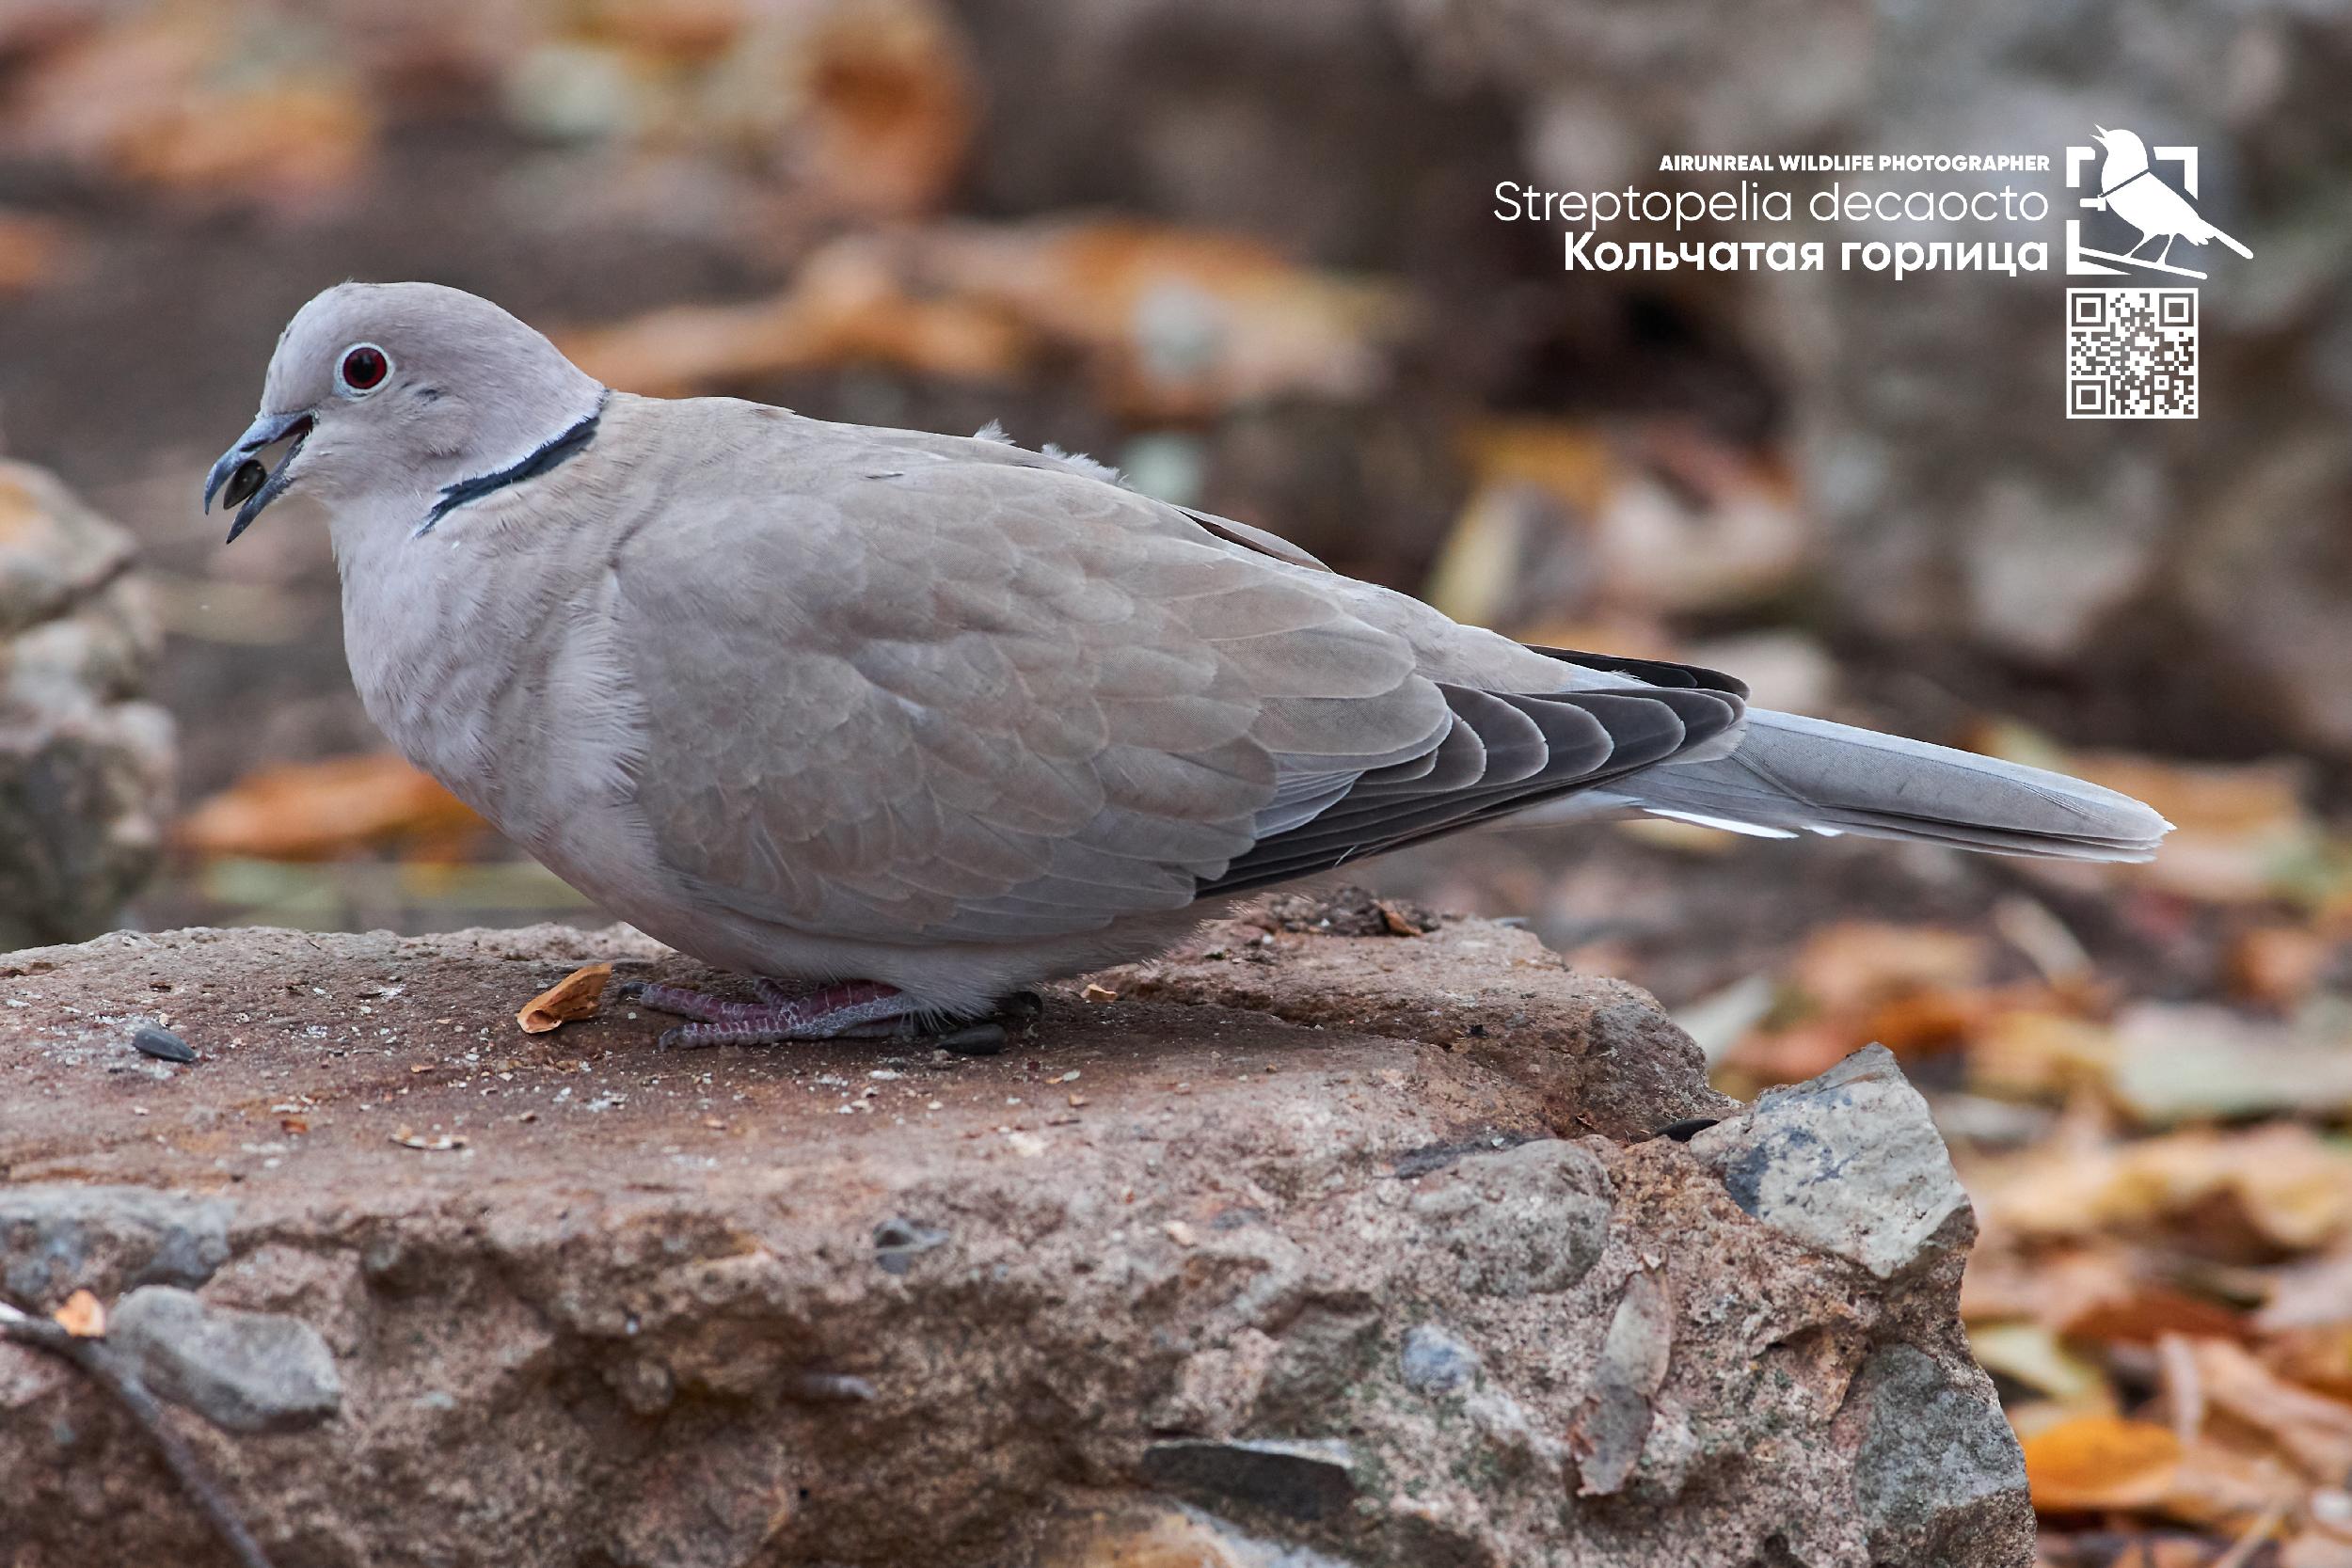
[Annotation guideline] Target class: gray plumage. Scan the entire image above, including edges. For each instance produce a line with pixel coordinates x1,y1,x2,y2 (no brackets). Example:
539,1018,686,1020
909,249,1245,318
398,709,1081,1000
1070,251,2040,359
205,282,2169,1022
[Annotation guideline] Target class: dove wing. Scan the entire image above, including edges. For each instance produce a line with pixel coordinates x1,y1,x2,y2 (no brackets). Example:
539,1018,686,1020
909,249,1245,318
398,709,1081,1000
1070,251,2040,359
608,415,1741,943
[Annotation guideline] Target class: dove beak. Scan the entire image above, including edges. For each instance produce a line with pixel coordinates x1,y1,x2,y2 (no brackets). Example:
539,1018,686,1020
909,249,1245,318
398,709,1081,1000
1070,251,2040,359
2092,126,2109,147
203,409,315,545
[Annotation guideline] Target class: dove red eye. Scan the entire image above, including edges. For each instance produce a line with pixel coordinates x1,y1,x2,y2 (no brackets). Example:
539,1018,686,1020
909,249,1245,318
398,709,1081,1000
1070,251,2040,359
339,344,389,393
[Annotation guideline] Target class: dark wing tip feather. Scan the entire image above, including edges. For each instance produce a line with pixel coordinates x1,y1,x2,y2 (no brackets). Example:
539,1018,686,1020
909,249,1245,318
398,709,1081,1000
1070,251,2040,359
1525,645,1751,702
1198,671,1748,898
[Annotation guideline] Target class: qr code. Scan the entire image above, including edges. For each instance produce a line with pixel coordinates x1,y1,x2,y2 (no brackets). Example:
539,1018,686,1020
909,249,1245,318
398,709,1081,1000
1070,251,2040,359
2066,288,2197,419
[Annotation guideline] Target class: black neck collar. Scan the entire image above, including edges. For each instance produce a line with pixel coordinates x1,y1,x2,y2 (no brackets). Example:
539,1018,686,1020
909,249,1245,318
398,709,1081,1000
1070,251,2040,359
419,393,606,533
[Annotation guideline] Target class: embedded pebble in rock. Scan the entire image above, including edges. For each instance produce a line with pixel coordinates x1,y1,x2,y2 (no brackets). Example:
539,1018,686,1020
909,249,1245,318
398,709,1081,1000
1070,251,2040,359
1140,1437,1359,1524
1688,1044,1972,1280
107,1285,342,1433
1568,1270,1674,1497
1854,1345,2039,1564
0,903,2031,1566
1397,1323,1482,1395
1407,1135,1613,1297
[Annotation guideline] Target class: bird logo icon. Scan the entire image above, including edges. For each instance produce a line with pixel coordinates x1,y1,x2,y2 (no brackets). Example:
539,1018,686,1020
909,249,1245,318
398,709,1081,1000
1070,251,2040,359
2069,127,2252,279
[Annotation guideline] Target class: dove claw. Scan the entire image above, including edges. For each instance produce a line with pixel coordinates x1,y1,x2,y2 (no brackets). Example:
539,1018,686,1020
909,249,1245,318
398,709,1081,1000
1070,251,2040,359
625,978,914,1046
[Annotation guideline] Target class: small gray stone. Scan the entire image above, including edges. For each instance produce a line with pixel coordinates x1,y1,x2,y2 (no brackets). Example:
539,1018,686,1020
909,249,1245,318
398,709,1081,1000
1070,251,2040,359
1398,1323,1481,1395
1139,1436,1357,1523
130,1023,194,1064
1689,1045,1970,1280
108,1286,341,1434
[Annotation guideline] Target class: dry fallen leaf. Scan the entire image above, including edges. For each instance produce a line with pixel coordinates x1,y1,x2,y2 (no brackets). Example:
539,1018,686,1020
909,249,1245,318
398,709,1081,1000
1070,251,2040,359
2023,1415,2184,1511
1971,1124,2352,1255
2228,926,2335,1009
566,217,1406,419
2283,1532,2352,1568
1428,419,1807,630
1789,922,1991,1015
561,234,1025,395
2158,1433,2310,1529
1959,1243,2141,1330
2107,1004,2352,1125
1969,1321,2108,1407
793,0,976,218
518,963,612,1035
1723,920,2035,1084
2063,1287,2249,1349
1969,1008,2119,1101
2262,1252,2352,1333
501,0,974,219
51,1289,104,1338
930,219,1410,419
8,6,374,208
0,210,70,293
2184,1338,2352,1481
176,752,484,862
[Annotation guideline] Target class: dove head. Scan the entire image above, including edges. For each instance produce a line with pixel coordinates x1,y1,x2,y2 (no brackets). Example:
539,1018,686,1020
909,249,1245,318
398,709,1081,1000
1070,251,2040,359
204,281,606,544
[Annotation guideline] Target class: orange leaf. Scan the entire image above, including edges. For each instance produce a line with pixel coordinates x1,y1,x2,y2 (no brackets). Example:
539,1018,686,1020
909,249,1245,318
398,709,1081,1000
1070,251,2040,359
2227,926,2334,1009
1969,1008,2118,1100
176,753,483,862
560,236,1026,395
1790,921,1990,1015
2187,1338,2352,1481
2023,1415,2183,1512
0,211,69,293
2064,1287,2249,1347
51,1289,104,1338
519,964,612,1035
2280,1529,2352,1567
797,0,977,219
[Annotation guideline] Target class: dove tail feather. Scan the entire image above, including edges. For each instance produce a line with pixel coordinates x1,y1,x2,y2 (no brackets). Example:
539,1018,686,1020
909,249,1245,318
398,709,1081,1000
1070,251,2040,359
1627,709,2170,863
2216,229,2253,259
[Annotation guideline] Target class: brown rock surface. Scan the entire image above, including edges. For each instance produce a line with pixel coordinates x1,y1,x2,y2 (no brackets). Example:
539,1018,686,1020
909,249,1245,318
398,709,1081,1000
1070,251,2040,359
0,898,2030,1567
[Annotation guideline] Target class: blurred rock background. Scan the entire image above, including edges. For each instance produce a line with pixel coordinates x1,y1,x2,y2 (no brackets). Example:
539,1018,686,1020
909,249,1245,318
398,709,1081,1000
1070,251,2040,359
3,1,2352,1559
0,460,173,947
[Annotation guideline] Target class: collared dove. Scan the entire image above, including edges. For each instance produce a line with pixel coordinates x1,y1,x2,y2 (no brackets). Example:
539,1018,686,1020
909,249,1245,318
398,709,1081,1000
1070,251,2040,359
204,282,2168,1046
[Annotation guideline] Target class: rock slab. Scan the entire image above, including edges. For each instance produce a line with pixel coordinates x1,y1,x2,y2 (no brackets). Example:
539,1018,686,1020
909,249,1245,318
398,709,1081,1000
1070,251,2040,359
0,901,2031,1566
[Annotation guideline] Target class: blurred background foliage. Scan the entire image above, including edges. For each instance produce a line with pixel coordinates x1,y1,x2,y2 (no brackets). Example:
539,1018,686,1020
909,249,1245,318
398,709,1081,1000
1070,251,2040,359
3,1,2352,1560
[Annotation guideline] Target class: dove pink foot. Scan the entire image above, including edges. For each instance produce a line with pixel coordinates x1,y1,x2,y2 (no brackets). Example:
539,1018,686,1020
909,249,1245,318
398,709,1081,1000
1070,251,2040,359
618,977,1031,1053
619,977,914,1047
